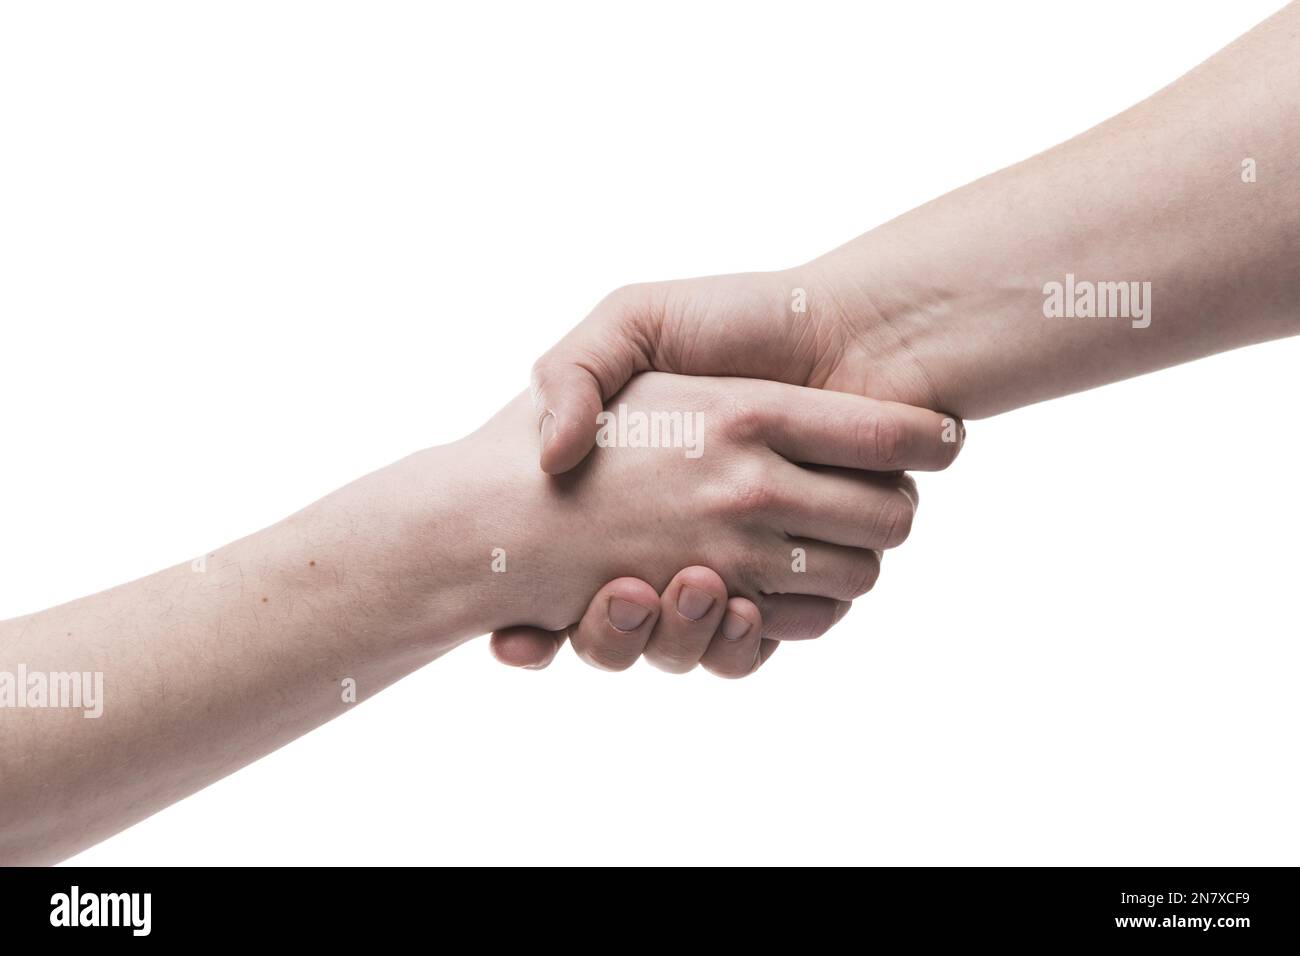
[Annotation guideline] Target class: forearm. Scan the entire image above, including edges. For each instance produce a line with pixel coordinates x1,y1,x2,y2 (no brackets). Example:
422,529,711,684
819,2,1300,419
0,374,952,862
0,444,491,865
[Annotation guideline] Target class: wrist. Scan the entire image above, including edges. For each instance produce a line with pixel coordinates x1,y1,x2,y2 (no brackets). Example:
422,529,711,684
441,395,609,634
377,400,599,641
793,251,955,413
274,440,516,656
805,212,1044,420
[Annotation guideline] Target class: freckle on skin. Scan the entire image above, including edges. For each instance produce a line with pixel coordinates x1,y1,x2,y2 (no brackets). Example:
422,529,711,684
261,597,268,603
309,560,316,567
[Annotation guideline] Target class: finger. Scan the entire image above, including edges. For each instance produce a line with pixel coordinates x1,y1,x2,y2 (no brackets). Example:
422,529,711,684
490,626,569,670
531,288,655,475
570,577,661,672
643,566,729,674
700,597,763,679
777,465,918,550
766,539,883,601
531,362,607,476
747,381,964,472
757,593,853,641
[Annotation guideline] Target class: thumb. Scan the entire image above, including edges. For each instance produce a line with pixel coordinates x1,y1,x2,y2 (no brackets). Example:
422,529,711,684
531,285,657,474
530,360,608,475
490,625,570,670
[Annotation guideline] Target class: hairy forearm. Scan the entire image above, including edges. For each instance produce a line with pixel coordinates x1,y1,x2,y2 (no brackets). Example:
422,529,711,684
0,444,491,865
820,2,1300,419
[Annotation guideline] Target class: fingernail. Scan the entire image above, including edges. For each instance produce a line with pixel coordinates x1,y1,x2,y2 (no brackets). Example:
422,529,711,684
539,412,556,449
608,598,651,632
677,586,715,621
721,612,751,641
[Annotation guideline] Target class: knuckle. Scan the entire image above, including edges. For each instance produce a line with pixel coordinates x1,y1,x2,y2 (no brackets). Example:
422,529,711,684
598,282,643,313
895,473,920,509
714,459,781,518
835,553,881,599
858,409,905,468
528,355,557,397
577,638,637,673
800,601,842,640
761,599,839,641
701,659,755,680
644,649,698,675
873,491,916,548
728,478,777,517
720,392,767,444
596,282,658,333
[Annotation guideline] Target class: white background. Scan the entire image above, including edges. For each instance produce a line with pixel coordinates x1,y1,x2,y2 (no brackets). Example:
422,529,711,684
2,1,1296,865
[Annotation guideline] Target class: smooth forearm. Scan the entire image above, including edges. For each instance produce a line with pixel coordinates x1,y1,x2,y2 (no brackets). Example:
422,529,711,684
817,2,1300,419
0,374,949,862
0,443,495,865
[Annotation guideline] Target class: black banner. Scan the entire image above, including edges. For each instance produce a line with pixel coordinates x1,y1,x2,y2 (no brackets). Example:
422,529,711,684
0,866,1293,944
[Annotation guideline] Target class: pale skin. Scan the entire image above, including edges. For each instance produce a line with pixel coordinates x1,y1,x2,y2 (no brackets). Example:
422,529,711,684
4,4,1299,866
495,1,1300,670
0,376,955,864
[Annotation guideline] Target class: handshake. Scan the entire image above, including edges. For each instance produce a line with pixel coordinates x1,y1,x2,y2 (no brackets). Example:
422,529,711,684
475,267,964,678
10,3,1299,861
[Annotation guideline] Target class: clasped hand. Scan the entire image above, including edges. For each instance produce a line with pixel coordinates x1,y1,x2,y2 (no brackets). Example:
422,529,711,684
477,361,960,676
